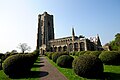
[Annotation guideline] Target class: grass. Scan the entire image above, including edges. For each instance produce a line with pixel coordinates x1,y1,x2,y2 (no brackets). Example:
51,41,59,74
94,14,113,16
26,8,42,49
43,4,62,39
46,57,88,80
104,65,120,80
0,70,11,80
46,56,120,80
0,56,41,80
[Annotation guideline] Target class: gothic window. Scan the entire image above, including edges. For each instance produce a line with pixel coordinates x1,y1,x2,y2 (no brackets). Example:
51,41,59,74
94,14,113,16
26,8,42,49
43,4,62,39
74,43,78,51
58,46,62,52
80,42,85,51
63,46,67,51
69,43,73,52
54,47,57,52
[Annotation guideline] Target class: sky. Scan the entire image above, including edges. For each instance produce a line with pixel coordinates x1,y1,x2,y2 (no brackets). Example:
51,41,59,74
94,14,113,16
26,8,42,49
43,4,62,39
0,0,120,53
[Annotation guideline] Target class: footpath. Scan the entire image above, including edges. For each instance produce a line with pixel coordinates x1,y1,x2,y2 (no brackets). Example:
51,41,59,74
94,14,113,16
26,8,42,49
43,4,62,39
40,56,68,80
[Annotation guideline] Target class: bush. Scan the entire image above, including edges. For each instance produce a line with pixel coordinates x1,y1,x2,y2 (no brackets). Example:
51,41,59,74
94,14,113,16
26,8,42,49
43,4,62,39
31,49,39,61
2,54,34,78
2,52,18,62
84,51,92,55
2,53,11,61
72,55,103,78
10,52,18,56
56,55,74,68
79,51,87,56
45,52,49,56
0,53,4,59
52,52,62,63
75,52,80,56
99,51,120,65
71,52,76,56
90,51,101,57
60,51,69,55
48,52,54,59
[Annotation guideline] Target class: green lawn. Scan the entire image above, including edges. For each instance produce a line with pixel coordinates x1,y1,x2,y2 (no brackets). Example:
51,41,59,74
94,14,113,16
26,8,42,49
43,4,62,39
104,65,120,80
0,57,41,80
0,70,11,80
46,57,120,80
46,57,88,80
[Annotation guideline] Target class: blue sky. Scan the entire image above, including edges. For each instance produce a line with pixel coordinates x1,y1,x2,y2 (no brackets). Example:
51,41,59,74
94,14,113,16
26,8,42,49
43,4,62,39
0,0,120,53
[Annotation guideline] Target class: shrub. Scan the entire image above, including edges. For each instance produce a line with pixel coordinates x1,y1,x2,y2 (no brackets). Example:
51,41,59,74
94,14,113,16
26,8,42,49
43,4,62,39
72,52,76,56
118,51,120,54
75,52,80,56
2,52,19,62
79,51,87,56
70,52,72,55
26,53,38,66
84,51,92,55
72,55,103,78
2,54,34,78
90,51,101,57
45,52,49,56
56,55,74,68
52,52,62,63
48,52,54,59
2,53,11,61
70,51,76,56
31,49,39,61
0,53,4,59
99,51,120,65
60,51,69,55
10,52,18,56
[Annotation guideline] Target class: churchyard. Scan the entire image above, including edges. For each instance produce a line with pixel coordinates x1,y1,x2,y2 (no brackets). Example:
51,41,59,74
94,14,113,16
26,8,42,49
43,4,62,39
0,51,120,80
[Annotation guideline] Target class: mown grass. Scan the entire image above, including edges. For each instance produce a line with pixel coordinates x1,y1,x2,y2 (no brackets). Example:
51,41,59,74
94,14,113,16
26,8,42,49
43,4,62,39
46,56,120,80
46,57,88,80
104,65,120,80
0,56,41,80
0,70,11,80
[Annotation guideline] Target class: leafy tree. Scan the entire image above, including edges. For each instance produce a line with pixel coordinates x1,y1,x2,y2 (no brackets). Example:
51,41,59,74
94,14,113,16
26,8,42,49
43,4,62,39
17,43,31,53
115,33,120,46
110,33,120,51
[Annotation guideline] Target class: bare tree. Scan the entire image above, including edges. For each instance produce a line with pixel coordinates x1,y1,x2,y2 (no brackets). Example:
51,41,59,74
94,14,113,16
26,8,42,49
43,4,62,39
17,43,31,53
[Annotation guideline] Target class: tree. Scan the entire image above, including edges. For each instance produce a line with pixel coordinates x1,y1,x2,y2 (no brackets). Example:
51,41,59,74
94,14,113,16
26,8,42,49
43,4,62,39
17,43,31,53
115,33,120,46
109,33,120,51
11,50,18,53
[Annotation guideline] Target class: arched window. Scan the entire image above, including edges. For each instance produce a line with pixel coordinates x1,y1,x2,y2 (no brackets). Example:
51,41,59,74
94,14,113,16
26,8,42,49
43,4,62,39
74,43,78,51
63,46,67,51
80,42,85,51
58,46,62,52
69,43,73,52
54,47,57,52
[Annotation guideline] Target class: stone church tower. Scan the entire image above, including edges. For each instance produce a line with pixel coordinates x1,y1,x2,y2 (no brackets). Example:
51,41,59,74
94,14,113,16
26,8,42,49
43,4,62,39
37,12,54,51
37,12,103,54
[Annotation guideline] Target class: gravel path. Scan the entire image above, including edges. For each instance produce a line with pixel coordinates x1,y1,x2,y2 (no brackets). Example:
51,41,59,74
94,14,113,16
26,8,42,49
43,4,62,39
40,56,68,80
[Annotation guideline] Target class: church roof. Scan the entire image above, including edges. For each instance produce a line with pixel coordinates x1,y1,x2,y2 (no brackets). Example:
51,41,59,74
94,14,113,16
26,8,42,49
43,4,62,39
49,36,79,42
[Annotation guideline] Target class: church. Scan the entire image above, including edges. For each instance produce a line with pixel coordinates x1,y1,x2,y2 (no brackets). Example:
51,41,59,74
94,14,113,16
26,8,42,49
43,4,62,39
37,12,103,54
